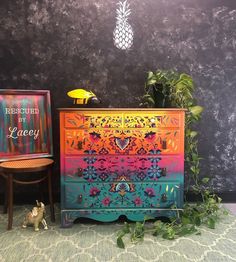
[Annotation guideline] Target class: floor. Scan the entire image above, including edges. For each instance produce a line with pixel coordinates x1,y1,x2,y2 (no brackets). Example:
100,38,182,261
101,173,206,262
0,204,236,262
223,203,236,215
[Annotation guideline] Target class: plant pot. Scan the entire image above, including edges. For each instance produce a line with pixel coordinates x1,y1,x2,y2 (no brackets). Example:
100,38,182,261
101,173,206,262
152,85,172,108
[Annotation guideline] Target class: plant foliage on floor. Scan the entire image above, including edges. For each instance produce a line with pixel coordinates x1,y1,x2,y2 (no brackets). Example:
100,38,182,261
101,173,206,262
117,70,228,248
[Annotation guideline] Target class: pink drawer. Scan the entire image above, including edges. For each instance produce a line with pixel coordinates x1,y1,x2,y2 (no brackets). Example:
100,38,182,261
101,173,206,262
62,155,183,182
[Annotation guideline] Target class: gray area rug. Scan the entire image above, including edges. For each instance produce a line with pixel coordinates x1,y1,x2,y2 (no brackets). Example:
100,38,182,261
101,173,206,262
0,205,236,262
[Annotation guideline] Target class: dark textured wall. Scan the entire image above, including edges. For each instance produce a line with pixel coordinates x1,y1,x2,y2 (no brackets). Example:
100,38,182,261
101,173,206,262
0,0,236,198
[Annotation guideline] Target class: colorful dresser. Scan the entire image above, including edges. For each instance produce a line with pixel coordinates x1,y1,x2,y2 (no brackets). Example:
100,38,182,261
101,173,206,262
59,108,185,227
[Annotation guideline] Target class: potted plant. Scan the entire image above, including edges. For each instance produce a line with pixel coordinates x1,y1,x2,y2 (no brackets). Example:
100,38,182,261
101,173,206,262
117,70,227,248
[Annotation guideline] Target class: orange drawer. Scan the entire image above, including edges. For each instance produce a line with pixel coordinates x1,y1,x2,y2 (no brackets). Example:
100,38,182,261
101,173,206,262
64,113,123,128
64,129,182,155
124,113,181,128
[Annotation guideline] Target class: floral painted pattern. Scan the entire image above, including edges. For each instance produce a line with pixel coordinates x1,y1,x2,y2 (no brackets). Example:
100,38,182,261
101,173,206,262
65,182,179,209
83,166,98,181
147,164,162,180
89,187,101,196
99,172,109,181
84,149,97,155
137,147,147,155
149,149,161,155
134,197,142,206
62,110,185,225
98,147,109,155
102,197,111,206
144,188,156,197
89,132,101,143
137,171,147,181
84,156,97,164
65,129,181,155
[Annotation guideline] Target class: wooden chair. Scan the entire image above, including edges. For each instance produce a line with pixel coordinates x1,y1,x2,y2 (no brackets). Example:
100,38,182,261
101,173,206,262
0,158,55,230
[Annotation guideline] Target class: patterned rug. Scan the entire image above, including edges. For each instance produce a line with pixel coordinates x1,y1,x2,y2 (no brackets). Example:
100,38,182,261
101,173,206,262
0,205,236,262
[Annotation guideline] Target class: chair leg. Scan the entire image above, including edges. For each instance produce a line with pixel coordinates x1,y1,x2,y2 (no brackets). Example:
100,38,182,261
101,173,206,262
47,167,55,222
7,174,13,230
3,177,8,214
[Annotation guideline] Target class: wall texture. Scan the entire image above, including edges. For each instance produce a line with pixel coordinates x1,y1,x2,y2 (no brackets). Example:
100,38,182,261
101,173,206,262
0,0,236,198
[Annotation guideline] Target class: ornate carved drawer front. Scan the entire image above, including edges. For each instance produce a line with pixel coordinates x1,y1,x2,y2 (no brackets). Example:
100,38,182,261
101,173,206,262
64,182,181,209
63,155,183,182
64,129,182,155
65,113,123,128
123,113,180,128
60,109,185,227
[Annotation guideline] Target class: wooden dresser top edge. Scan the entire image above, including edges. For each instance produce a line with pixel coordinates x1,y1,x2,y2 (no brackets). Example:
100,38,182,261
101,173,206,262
57,108,187,111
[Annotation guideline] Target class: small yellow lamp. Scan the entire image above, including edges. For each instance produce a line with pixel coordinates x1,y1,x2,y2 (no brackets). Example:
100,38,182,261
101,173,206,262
67,89,99,105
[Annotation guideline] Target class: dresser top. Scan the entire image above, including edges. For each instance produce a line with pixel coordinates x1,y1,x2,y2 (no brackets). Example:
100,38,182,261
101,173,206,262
57,108,187,111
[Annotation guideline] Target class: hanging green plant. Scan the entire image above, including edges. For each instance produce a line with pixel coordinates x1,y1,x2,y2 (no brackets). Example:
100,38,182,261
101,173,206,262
117,70,228,248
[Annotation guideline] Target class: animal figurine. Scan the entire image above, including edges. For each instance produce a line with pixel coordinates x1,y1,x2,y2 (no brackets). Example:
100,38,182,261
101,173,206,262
67,88,100,105
22,200,48,231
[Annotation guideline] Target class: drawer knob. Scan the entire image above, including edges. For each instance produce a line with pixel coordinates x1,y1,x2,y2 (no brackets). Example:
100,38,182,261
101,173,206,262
161,193,167,202
77,168,83,177
77,141,83,150
77,194,83,203
161,168,167,177
162,140,167,149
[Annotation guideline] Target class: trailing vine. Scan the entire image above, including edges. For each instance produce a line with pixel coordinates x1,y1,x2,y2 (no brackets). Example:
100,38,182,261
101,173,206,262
117,70,227,248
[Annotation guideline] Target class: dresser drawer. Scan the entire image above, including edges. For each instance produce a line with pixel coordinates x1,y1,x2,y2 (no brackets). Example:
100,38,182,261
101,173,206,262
62,155,183,182
64,129,182,155
64,182,181,209
124,113,181,128
64,113,123,128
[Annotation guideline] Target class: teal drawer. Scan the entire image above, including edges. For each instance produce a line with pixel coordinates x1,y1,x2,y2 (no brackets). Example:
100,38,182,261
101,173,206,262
64,181,182,209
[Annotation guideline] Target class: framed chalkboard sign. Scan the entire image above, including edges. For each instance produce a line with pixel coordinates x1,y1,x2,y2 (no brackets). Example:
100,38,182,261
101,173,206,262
0,89,53,161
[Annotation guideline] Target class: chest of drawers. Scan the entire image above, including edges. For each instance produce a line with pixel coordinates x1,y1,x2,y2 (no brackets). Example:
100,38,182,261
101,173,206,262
59,108,185,227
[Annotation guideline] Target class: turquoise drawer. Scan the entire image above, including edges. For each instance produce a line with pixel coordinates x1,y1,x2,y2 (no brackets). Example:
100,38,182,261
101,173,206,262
64,181,182,209
62,155,183,182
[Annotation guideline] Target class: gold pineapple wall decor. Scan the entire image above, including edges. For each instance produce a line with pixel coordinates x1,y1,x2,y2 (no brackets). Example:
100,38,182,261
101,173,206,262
113,0,134,50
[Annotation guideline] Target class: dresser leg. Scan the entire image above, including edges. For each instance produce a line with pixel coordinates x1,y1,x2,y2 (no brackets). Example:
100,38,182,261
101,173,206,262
61,211,75,228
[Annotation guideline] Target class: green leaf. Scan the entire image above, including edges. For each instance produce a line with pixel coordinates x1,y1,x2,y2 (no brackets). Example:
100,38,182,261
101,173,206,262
194,216,201,226
147,71,154,80
223,209,229,215
189,106,204,116
162,227,176,240
117,237,125,249
144,215,155,221
147,97,155,105
132,222,145,239
191,185,201,193
147,78,157,86
182,216,191,225
207,218,216,229
202,177,210,184
123,222,131,233
191,153,199,161
142,94,152,98
190,131,198,138
177,225,197,236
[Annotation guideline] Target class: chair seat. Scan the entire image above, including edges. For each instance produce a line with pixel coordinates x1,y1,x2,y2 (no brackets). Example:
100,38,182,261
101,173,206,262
0,157,55,229
0,158,54,172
